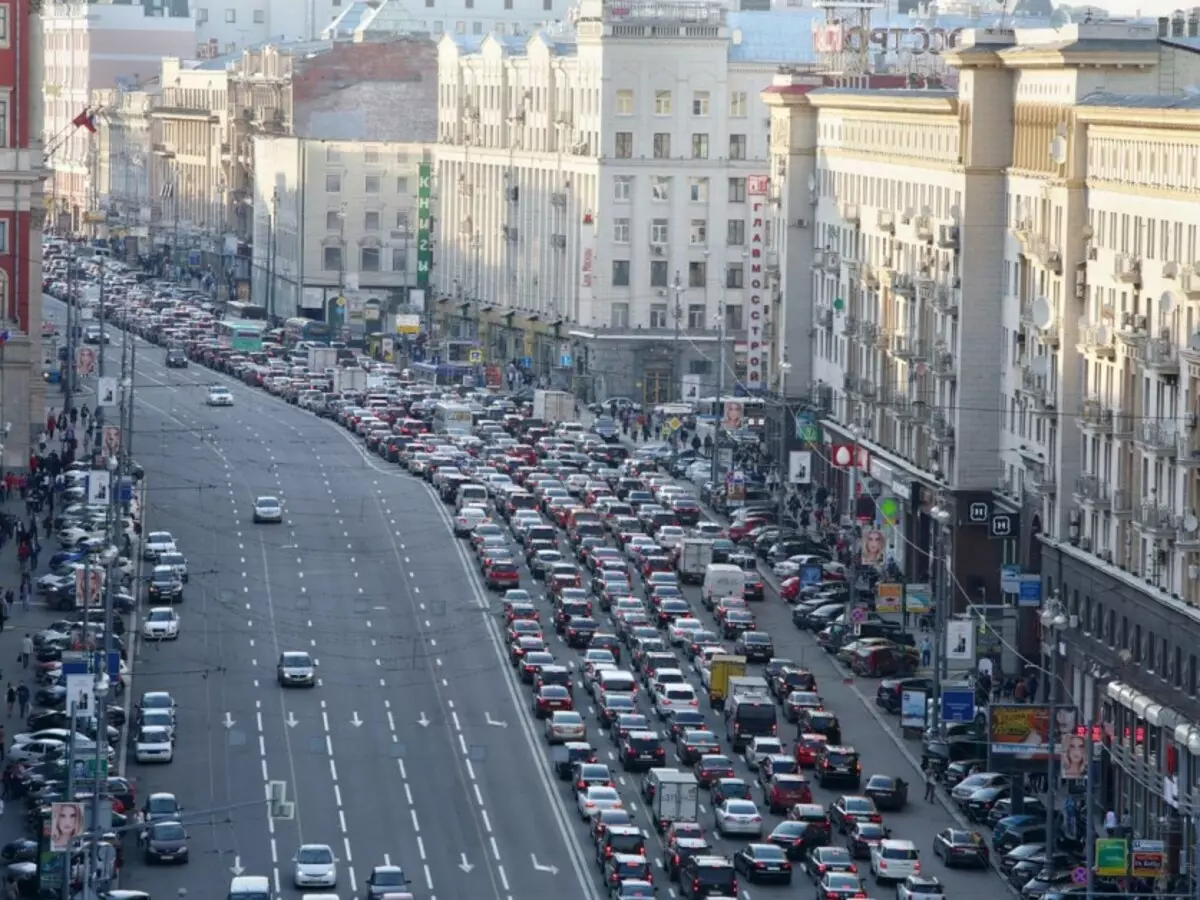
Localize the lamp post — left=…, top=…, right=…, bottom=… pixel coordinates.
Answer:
left=778, top=356, right=792, bottom=524
left=1040, top=595, right=1069, bottom=864
left=928, top=502, right=952, bottom=731
left=672, top=271, right=684, bottom=405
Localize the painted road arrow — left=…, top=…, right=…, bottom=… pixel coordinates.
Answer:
left=350, top=711, right=364, bottom=728
left=285, top=711, right=298, bottom=728
left=230, top=855, right=245, bottom=876
left=531, top=854, right=558, bottom=875
left=458, top=853, right=474, bottom=873
left=222, top=712, right=235, bottom=729
left=485, top=713, right=508, bottom=728
left=417, top=712, right=430, bottom=727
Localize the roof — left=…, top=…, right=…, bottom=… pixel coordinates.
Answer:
left=810, top=86, right=956, bottom=99
left=1077, top=90, right=1200, bottom=108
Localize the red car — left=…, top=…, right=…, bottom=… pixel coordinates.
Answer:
left=694, top=754, right=736, bottom=787
left=533, top=685, right=573, bottom=717
left=780, top=577, right=801, bottom=602
left=766, top=774, right=813, bottom=813
left=729, top=516, right=771, bottom=542
left=794, top=733, right=828, bottom=767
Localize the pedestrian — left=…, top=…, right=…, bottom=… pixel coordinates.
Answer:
left=924, top=765, right=937, bottom=802
left=5, top=684, right=13, bottom=717
left=134, top=811, right=147, bottom=848
left=1104, top=809, right=1118, bottom=837
left=919, top=635, right=932, bottom=668
left=18, top=635, right=30, bottom=669
left=15, top=684, right=28, bottom=719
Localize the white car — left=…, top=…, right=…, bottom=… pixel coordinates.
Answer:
left=870, top=839, right=921, bottom=883
left=896, top=875, right=946, bottom=900
left=143, top=531, right=177, bottom=561
left=142, top=607, right=181, bottom=640
left=668, top=617, right=705, bottom=646
left=653, top=684, right=698, bottom=719
left=134, top=726, right=174, bottom=763
left=58, top=527, right=105, bottom=550
left=656, top=526, right=686, bottom=550
left=576, top=785, right=623, bottom=820
left=743, top=736, right=785, bottom=770
left=138, top=708, right=176, bottom=739
left=452, top=507, right=488, bottom=537
left=253, top=496, right=283, bottom=523
left=206, top=386, right=234, bottom=406
left=544, top=710, right=586, bottom=744
left=714, top=798, right=763, bottom=837
left=774, top=554, right=827, bottom=579
left=292, top=843, right=338, bottom=888
left=11, top=729, right=96, bottom=749
left=8, top=739, right=66, bottom=764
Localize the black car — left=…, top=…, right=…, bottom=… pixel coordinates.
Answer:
left=933, top=828, right=990, bottom=869
left=816, top=746, right=862, bottom=789
left=843, top=820, right=889, bottom=860
left=732, top=843, right=792, bottom=884
left=862, top=774, right=908, bottom=811
left=365, top=865, right=410, bottom=898
left=619, top=732, right=665, bottom=770
left=797, top=709, right=842, bottom=744
left=765, top=821, right=820, bottom=860
left=664, top=837, right=711, bottom=881
left=164, top=348, right=188, bottom=368
left=147, top=567, right=183, bottom=603
left=735, top=631, right=774, bottom=662
left=964, top=785, right=1009, bottom=823
left=804, top=844, right=858, bottom=879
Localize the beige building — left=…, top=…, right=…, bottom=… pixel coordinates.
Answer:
left=93, top=84, right=159, bottom=246
left=42, top=0, right=193, bottom=233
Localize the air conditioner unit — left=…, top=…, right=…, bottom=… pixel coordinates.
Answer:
left=550, top=234, right=567, bottom=249
left=790, top=218, right=809, bottom=229
left=650, top=243, right=665, bottom=256
left=823, top=250, right=841, bottom=269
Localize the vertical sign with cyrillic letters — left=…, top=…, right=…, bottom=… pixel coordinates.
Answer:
left=417, top=162, right=433, bottom=288
left=746, top=175, right=770, bottom=389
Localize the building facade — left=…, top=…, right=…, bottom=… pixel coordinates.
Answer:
left=433, top=2, right=821, bottom=401
left=42, top=0, right=194, bottom=233
left=767, top=17, right=1200, bottom=868
left=251, top=136, right=424, bottom=331
left=3, top=0, right=48, bottom=468
left=325, top=0, right=578, bottom=43
left=93, top=84, right=158, bottom=252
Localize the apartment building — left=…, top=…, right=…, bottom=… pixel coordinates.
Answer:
left=93, top=84, right=158, bottom=251
left=766, top=18, right=1200, bottom=859
left=434, top=1, right=815, bottom=399
left=251, top=137, right=425, bottom=330
left=42, top=0, right=194, bottom=233
left=326, top=0, right=577, bottom=43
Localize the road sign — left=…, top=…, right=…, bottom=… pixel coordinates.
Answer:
left=989, top=512, right=1018, bottom=538
left=968, top=501, right=990, bottom=523
left=1017, top=575, right=1043, bottom=608
left=468, top=349, right=483, bottom=364
left=61, top=650, right=122, bottom=680
left=1072, top=867, right=1088, bottom=885
left=794, top=411, right=820, bottom=442
left=850, top=607, right=866, bottom=624
left=940, top=684, right=976, bottom=723
left=1131, top=839, right=1166, bottom=877
left=667, top=417, right=682, bottom=432
left=1094, top=838, right=1128, bottom=877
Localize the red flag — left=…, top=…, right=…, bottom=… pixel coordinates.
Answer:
left=71, top=110, right=96, bottom=133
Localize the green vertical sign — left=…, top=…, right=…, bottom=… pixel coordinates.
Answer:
left=417, top=162, right=433, bottom=288
left=1095, top=838, right=1128, bottom=877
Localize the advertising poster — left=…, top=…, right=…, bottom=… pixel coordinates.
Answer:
left=989, top=705, right=1077, bottom=768
left=860, top=528, right=886, bottom=567
left=50, top=802, right=84, bottom=852
left=74, top=567, right=105, bottom=608
left=900, top=688, right=927, bottom=729
left=876, top=582, right=931, bottom=614
left=945, top=619, right=976, bottom=663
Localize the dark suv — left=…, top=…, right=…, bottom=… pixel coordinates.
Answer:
left=165, top=348, right=188, bottom=368
left=815, top=745, right=862, bottom=789
left=679, top=854, right=738, bottom=898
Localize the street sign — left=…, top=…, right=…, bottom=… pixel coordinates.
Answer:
left=1094, top=838, right=1128, bottom=877
left=468, top=349, right=483, bottom=364
left=968, top=501, right=990, bottom=523
left=1018, top=575, right=1043, bottom=608
left=1072, top=867, right=1088, bottom=885
left=61, top=650, right=121, bottom=680
left=989, top=512, right=1018, bottom=538
left=1131, top=839, right=1166, bottom=877
left=850, top=607, right=866, bottom=624
left=794, top=411, right=820, bottom=442
left=667, top=417, right=682, bottom=432
left=940, top=685, right=976, bottom=723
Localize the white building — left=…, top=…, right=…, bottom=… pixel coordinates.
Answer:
left=194, top=0, right=342, bottom=54
left=433, top=1, right=815, bottom=401
left=252, top=136, right=424, bottom=329
left=42, top=0, right=194, bottom=233
left=325, top=0, right=577, bottom=42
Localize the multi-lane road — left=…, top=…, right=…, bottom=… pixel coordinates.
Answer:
left=46, top=293, right=1012, bottom=900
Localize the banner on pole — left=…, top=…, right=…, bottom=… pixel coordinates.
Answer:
left=74, top=347, right=97, bottom=377
left=97, top=377, right=117, bottom=408
left=101, top=425, right=121, bottom=463
left=64, top=674, right=95, bottom=716
left=74, top=567, right=105, bottom=608
left=86, top=470, right=110, bottom=504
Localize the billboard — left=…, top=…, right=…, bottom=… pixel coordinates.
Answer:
left=988, top=705, right=1077, bottom=769
left=416, top=162, right=433, bottom=288
left=812, top=23, right=964, bottom=55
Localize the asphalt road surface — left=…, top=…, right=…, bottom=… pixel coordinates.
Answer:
left=45, top=295, right=1013, bottom=900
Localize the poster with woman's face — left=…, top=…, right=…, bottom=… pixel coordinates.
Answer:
left=861, top=528, right=886, bottom=567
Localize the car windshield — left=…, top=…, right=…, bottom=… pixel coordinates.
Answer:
left=148, top=796, right=177, bottom=813
left=257, top=497, right=279, bottom=507
left=297, top=847, right=334, bottom=864
left=845, top=797, right=873, bottom=812
left=828, top=752, right=858, bottom=767
left=828, top=873, right=860, bottom=889
left=610, top=832, right=644, bottom=852
left=374, top=870, right=405, bottom=885
left=159, top=553, right=184, bottom=566
left=151, top=572, right=175, bottom=584
left=282, top=654, right=311, bottom=667
left=140, top=728, right=170, bottom=742
left=148, top=610, right=174, bottom=622
left=153, top=824, right=185, bottom=841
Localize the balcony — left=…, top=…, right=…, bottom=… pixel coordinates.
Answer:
left=843, top=373, right=859, bottom=394
left=931, top=349, right=956, bottom=379
left=890, top=333, right=927, bottom=361
left=1133, top=503, right=1175, bottom=537
left=842, top=315, right=859, bottom=338
left=1028, top=467, right=1056, bottom=496
left=889, top=273, right=915, bottom=298
left=1114, top=253, right=1143, bottom=286
left=1116, top=313, right=1149, bottom=347
left=1181, top=270, right=1200, bottom=300
left=1019, top=298, right=1036, bottom=329
left=1143, top=338, right=1179, bottom=375
left=932, top=286, right=958, bottom=316
left=859, top=321, right=879, bottom=344
left=816, top=307, right=834, bottom=329
left=929, top=410, right=954, bottom=445
left=1073, top=474, right=1111, bottom=509
left=859, top=380, right=878, bottom=401
left=861, top=264, right=880, bottom=289
left=1036, top=324, right=1060, bottom=348
left=874, top=328, right=891, bottom=352
left=915, top=216, right=934, bottom=242
left=1177, top=519, right=1200, bottom=551
left=1077, top=398, right=1114, bottom=433
left=1076, top=322, right=1115, bottom=358
left=1134, top=421, right=1178, bottom=458
left=1177, top=432, right=1200, bottom=467
left=1112, top=489, right=1134, bottom=517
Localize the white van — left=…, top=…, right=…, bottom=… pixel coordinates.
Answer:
left=227, top=875, right=271, bottom=900
left=456, top=483, right=488, bottom=511
left=702, top=563, right=746, bottom=610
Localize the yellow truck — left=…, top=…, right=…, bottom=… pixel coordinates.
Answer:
left=707, top=654, right=747, bottom=709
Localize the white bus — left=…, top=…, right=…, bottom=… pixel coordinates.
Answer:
left=432, top=401, right=474, bottom=435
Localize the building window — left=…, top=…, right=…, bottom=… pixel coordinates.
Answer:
left=325, top=173, right=342, bottom=192
left=612, top=260, right=630, bottom=287
left=615, top=89, right=633, bottom=115
left=543, top=0, right=551, bottom=9
left=396, top=210, right=411, bottom=230
left=364, top=148, right=380, bottom=164
left=653, top=90, right=672, bottom=115
left=689, top=219, right=707, bottom=246
left=361, top=247, right=381, bottom=271
left=651, top=219, right=669, bottom=244
left=504, top=0, right=512, bottom=8
left=225, top=8, right=236, bottom=21
left=728, top=177, right=746, bottom=203
left=691, top=134, right=709, bottom=159
left=729, top=91, right=747, bottom=117
left=651, top=176, right=669, bottom=201
left=611, top=302, right=630, bottom=327
left=0, top=220, right=8, bottom=253
left=726, top=304, right=743, bottom=330
left=687, top=304, right=706, bottom=329
left=649, top=303, right=669, bottom=328
left=692, top=91, right=709, bottom=116
left=466, top=0, right=474, bottom=7
left=396, top=176, right=409, bottom=195
left=729, top=134, right=747, bottom=160
left=653, top=133, right=670, bottom=159
left=726, top=262, right=744, bottom=288
left=613, top=218, right=630, bottom=243
left=473, top=21, right=483, bottom=33
left=650, top=261, right=668, bottom=287
left=615, top=132, right=633, bottom=158
left=365, top=175, right=381, bottom=194
left=325, top=210, right=342, bottom=230
left=364, top=211, right=380, bottom=231
left=726, top=219, right=745, bottom=245
left=688, top=260, right=706, bottom=287
left=326, top=145, right=341, bottom=162
left=392, top=248, right=407, bottom=271
left=455, top=21, right=466, bottom=33
left=253, top=9, right=265, bottom=22
left=689, top=178, right=708, bottom=202
left=196, top=8, right=208, bottom=23
left=323, top=246, right=342, bottom=271
left=613, top=176, right=632, bottom=201
left=426, top=0, right=434, bottom=7
left=0, top=99, right=9, bottom=148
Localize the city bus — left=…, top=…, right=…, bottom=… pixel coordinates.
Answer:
left=216, top=319, right=268, bottom=353
left=432, top=401, right=474, bottom=435
left=284, top=317, right=332, bottom=344
left=224, top=301, right=267, bottom=321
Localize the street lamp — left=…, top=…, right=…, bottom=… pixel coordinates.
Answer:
left=1040, top=592, right=1069, bottom=867
left=777, top=356, right=793, bottom=524
left=928, top=503, right=952, bottom=732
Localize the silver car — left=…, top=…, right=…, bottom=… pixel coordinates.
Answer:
left=143, top=531, right=176, bottom=561
left=253, top=496, right=283, bottom=523
left=714, top=798, right=763, bottom=837
left=277, top=651, right=316, bottom=687
left=292, top=843, right=337, bottom=888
